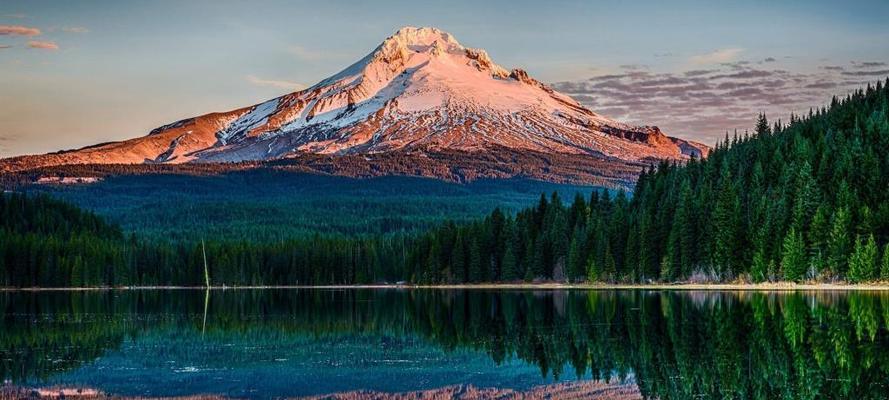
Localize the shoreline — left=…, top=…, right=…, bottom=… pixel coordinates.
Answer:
left=3, top=282, right=889, bottom=291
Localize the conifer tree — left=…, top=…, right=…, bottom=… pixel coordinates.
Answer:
left=713, top=162, right=740, bottom=278
left=677, top=180, right=696, bottom=276
left=792, top=162, right=819, bottom=231
left=501, top=227, right=520, bottom=281
left=451, top=234, right=466, bottom=282
left=469, top=236, right=484, bottom=283
left=603, top=243, right=616, bottom=282
left=586, top=255, right=600, bottom=282
left=849, top=234, right=878, bottom=283
left=828, top=207, right=851, bottom=276
left=881, top=244, right=889, bottom=281
left=808, top=205, right=831, bottom=275
left=755, top=113, right=771, bottom=136
left=782, top=227, right=806, bottom=282
left=567, top=227, right=587, bottom=282
left=501, top=243, right=518, bottom=282
left=662, top=221, right=680, bottom=281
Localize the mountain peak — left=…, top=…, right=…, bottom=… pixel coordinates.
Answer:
left=0, top=27, right=709, bottom=179
left=373, top=27, right=463, bottom=64
left=383, top=26, right=462, bottom=50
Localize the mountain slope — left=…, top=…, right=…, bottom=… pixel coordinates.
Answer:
left=1, top=27, right=707, bottom=178
left=406, top=80, right=889, bottom=283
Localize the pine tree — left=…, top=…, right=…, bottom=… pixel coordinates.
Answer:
left=603, top=243, right=616, bottom=282
left=755, top=113, right=771, bottom=136
left=501, top=243, right=518, bottom=282
left=586, top=254, right=600, bottom=282
left=807, top=205, right=830, bottom=276
left=677, top=180, right=696, bottom=276
left=532, top=237, right=546, bottom=279
left=792, top=162, right=819, bottom=231
left=625, top=221, right=641, bottom=282
left=881, top=244, right=889, bottom=282
left=550, top=212, right=570, bottom=281
left=469, top=236, right=484, bottom=283
left=713, top=162, right=740, bottom=278
left=781, top=227, right=806, bottom=282
left=451, top=234, right=466, bottom=282
left=567, top=227, right=586, bottom=282
left=568, top=192, right=587, bottom=232
left=751, top=247, right=768, bottom=283
left=827, top=207, right=851, bottom=277
left=662, top=221, right=680, bottom=281
left=849, top=234, right=878, bottom=283
left=501, top=227, right=520, bottom=281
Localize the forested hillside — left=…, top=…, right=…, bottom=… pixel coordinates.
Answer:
left=407, top=79, right=889, bottom=283
left=3, top=80, right=888, bottom=287
left=0, top=193, right=410, bottom=287
left=14, top=172, right=595, bottom=241
left=0, top=193, right=125, bottom=287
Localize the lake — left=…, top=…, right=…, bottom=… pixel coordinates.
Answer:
left=2, top=289, right=888, bottom=399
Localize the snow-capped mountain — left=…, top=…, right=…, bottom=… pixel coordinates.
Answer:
left=1, top=27, right=707, bottom=177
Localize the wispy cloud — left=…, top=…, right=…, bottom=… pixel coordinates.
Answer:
left=27, top=40, right=58, bottom=50
left=287, top=45, right=325, bottom=61
left=2, top=14, right=26, bottom=19
left=619, top=64, right=649, bottom=71
left=552, top=60, right=888, bottom=144
left=852, top=61, right=886, bottom=68
left=0, top=24, right=40, bottom=36
left=842, top=69, right=889, bottom=77
left=689, top=48, right=744, bottom=65
left=62, top=26, right=89, bottom=33
left=0, top=44, right=11, bottom=49
left=246, top=74, right=305, bottom=91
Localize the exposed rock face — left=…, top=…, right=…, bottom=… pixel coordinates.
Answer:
left=0, top=26, right=709, bottom=182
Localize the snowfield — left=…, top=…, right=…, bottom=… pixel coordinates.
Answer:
left=0, top=26, right=708, bottom=176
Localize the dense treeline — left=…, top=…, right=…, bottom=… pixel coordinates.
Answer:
left=3, top=80, right=888, bottom=287
left=408, top=79, right=889, bottom=283
left=0, top=193, right=411, bottom=287
left=0, top=193, right=125, bottom=287
left=24, top=172, right=593, bottom=242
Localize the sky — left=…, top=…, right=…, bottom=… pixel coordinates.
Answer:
left=1, top=0, right=888, bottom=157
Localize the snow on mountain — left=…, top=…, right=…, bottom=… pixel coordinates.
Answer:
left=1, top=26, right=708, bottom=175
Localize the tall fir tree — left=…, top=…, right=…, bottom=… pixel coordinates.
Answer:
left=782, top=227, right=807, bottom=282
left=849, top=234, right=878, bottom=283
left=881, top=244, right=889, bottom=281
left=827, top=207, right=852, bottom=276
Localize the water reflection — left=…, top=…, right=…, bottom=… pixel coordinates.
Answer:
left=1, top=290, right=888, bottom=399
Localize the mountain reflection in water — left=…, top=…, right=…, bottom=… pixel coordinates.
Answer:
left=2, top=289, right=887, bottom=399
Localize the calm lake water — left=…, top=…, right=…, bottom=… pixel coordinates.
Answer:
left=2, top=289, right=888, bottom=399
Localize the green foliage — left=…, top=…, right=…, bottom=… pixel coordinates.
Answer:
left=4, top=79, right=889, bottom=287
left=28, top=173, right=595, bottom=242
left=0, top=192, right=417, bottom=287
left=781, top=227, right=806, bottom=282
left=849, top=235, right=879, bottom=283
left=409, top=79, right=889, bottom=283
left=881, top=244, right=889, bottom=281
left=5, top=290, right=889, bottom=399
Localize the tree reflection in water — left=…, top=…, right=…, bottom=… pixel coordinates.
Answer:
left=2, top=290, right=887, bottom=399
